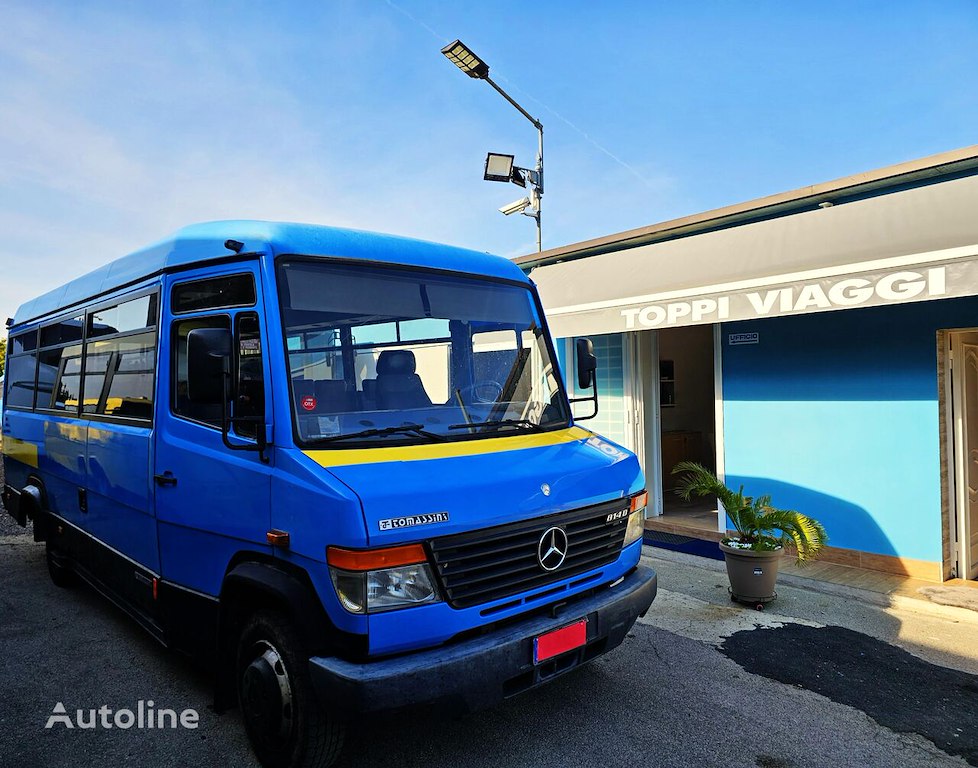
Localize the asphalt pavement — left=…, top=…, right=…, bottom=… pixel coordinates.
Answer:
left=1, top=498, right=974, bottom=767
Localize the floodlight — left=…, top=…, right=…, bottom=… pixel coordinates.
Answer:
left=484, top=153, right=515, bottom=182
left=441, top=40, right=489, bottom=79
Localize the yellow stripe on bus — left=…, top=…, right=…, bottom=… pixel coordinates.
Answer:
left=2, top=437, right=39, bottom=469
left=304, top=426, right=592, bottom=468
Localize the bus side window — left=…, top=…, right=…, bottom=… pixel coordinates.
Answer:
left=82, top=294, right=158, bottom=421
left=234, top=313, right=264, bottom=439
left=83, top=332, right=156, bottom=420
left=4, top=329, right=40, bottom=410
left=37, top=316, right=84, bottom=413
left=172, top=316, right=231, bottom=427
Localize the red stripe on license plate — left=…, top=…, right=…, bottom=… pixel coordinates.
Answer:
left=534, top=619, right=587, bottom=663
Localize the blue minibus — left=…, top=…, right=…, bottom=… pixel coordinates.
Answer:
left=2, top=221, right=657, bottom=767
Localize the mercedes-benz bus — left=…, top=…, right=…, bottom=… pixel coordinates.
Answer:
left=2, top=221, right=656, bottom=768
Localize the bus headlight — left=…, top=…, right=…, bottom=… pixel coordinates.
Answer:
left=367, top=564, right=439, bottom=612
left=327, top=544, right=442, bottom=614
left=623, top=490, right=648, bottom=547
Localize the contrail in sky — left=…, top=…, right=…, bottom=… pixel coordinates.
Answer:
left=384, top=0, right=663, bottom=190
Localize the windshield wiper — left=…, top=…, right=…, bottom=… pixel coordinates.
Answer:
left=447, top=418, right=546, bottom=433
left=310, top=423, right=445, bottom=444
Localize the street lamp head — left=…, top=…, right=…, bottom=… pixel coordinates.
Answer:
left=441, top=39, right=490, bottom=79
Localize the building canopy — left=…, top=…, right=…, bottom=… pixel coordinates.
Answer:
left=530, top=173, right=978, bottom=338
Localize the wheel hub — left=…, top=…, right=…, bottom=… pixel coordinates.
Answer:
left=241, top=642, right=294, bottom=741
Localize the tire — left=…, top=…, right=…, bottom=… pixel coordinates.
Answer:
left=46, top=542, right=76, bottom=589
left=236, top=610, right=344, bottom=768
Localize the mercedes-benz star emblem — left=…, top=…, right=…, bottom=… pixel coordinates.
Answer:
left=537, top=526, right=569, bottom=572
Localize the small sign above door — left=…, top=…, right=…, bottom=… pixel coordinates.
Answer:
left=728, top=332, right=759, bottom=346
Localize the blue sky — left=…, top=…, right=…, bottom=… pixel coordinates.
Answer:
left=2, top=1, right=977, bottom=324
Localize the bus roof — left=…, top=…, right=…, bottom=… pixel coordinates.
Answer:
left=12, top=221, right=527, bottom=326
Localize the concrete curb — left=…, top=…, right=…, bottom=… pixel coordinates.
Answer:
left=643, top=544, right=978, bottom=627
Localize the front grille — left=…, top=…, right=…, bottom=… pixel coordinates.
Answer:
left=427, top=499, right=630, bottom=609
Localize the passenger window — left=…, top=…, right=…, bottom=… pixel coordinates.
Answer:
left=19, top=293, right=159, bottom=419
left=88, top=295, right=158, bottom=338
left=40, top=316, right=84, bottom=348
left=398, top=318, right=450, bottom=342
left=11, top=329, right=38, bottom=355
left=172, top=274, right=255, bottom=314
left=42, top=344, right=83, bottom=412
left=37, top=316, right=84, bottom=413
left=81, top=342, right=112, bottom=412
left=4, top=341, right=39, bottom=410
left=234, top=313, right=265, bottom=439
left=82, top=332, right=156, bottom=420
left=172, top=316, right=231, bottom=427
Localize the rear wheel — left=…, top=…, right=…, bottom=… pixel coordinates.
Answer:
left=236, top=610, right=344, bottom=768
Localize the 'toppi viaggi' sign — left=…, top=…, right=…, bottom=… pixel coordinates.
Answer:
left=619, top=267, right=949, bottom=330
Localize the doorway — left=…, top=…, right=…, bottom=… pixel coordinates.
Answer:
left=949, top=330, right=978, bottom=580
left=642, top=325, right=720, bottom=532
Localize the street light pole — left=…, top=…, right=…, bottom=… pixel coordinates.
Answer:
left=442, top=40, right=544, bottom=252
left=483, top=76, right=544, bottom=252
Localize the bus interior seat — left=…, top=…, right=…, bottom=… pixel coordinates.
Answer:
left=375, top=350, right=432, bottom=410
left=293, top=378, right=356, bottom=414
left=315, top=379, right=356, bottom=413
left=360, top=379, right=377, bottom=410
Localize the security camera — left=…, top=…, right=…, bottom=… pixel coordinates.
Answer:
left=499, top=197, right=532, bottom=216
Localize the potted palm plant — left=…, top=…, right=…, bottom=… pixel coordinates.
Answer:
left=672, top=461, right=827, bottom=609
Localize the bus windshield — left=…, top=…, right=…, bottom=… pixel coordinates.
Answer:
left=277, top=260, right=571, bottom=446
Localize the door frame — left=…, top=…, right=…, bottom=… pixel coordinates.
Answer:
left=643, top=330, right=664, bottom=517
left=946, top=328, right=978, bottom=579
left=713, top=325, right=727, bottom=533
left=622, top=332, right=646, bottom=467
left=639, top=326, right=724, bottom=528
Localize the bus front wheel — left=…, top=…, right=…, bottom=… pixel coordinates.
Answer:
left=236, top=610, right=344, bottom=768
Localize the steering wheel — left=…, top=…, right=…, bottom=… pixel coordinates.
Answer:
left=458, top=380, right=503, bottom=404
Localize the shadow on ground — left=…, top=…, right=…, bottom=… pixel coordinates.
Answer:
left=721, top=624, right=978, bottom=766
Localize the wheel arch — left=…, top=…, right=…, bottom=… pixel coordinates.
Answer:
left=213, top=554, right=342, bottom=711
left=220, top=557, right=335, bottom=655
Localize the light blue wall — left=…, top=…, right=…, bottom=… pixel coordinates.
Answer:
left=722, top=296, right=978, bottom=562
left=566, top=333, right=629, bottom=448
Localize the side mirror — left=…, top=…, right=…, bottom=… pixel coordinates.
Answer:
left=576, top=337, right=597, bottom=389
left=187, top=328, right=231, bottom=404
left=569, top=337, right=599, bottom=421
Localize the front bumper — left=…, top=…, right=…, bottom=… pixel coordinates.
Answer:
left=308, top=564, right=657, bottom=715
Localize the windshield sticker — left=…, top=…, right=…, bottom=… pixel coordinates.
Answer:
left=317, top=416, right=340, bottom=436
left=379, top=512, right=450, bottom=531
left=300, top=396, right=317, bottom=411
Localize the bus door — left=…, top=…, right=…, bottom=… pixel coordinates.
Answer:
left=153, top=264, right=274, bottom=599
left=80, top=291, right=161, bottom=620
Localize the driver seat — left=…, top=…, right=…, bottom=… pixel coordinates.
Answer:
left=375, top=350, right=432, bottom=410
